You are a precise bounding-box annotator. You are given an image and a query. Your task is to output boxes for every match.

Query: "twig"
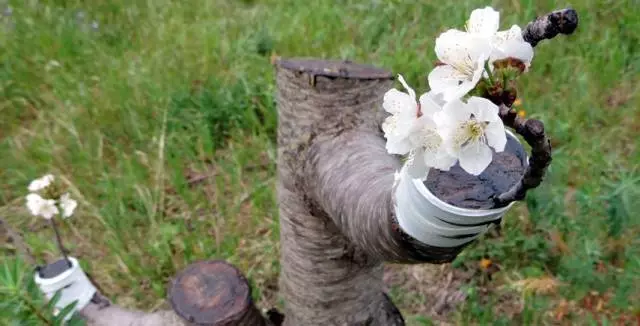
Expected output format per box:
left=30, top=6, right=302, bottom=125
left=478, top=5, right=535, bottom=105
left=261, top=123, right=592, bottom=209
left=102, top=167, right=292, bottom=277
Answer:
left=493, top=105, right=552, bottom=207
left=88, top=291, right=112, bottom=309
left=49, top=218, right=72, bottom=267
left=84, top=269, right=109, bottom=301
left=490, top=8, right=579, bottom=206
left=522, top=8, right=579, bottom=47
left=0, top=217, right=37, bottom=265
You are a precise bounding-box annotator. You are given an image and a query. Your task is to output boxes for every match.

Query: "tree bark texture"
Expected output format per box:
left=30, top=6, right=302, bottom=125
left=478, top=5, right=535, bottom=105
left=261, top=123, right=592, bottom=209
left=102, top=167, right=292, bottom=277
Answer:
left=77, top=260, right=272, bottom=326
left=522, top=8, right=578, bottom=47
left=80, top=294, right=187, bottom=326
left=275, top=59, right=470, bottom=326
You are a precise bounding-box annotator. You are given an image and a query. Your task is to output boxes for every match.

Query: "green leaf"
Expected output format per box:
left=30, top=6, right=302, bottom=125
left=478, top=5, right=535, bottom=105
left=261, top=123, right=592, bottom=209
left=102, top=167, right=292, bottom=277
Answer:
left=1, top=260, right=15, bottom=287
left=46, top=290, right=63, bottom=313
left=58, top=300, right=79, bottom=320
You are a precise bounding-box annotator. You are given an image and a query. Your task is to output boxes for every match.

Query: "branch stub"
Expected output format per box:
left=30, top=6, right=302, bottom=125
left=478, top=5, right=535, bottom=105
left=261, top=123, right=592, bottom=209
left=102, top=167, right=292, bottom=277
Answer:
left=169, top=260, right=252, bottom=326
left=276, top=58, right=393, bottom=80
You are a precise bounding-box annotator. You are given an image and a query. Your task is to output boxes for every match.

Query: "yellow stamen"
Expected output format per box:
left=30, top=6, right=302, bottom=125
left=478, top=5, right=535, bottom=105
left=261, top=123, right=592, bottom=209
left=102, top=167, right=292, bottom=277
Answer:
left=479, top=258, right=492, bottom=269
left=513, top=98, right=522, bottom=106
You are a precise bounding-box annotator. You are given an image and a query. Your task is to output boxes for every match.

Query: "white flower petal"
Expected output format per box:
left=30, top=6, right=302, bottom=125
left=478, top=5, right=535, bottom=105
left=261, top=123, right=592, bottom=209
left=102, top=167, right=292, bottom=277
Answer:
left=383, top=89, right=416, bottom=115
left=428, top=66, right=480, bottom=102
left=441, top=129, right=460, bottom=157
left=441, top=98, right=474, bottom=124
left=467, top=7, right=500, bottom=36
left=407, top=148, right=430, bottom=180
left=40, top=200, right=59, bottom=219
left=492, top=40, right=534, bottom=67
left=493, top=25, right=524, bottom=43
left=418, top=91, right=444, bottom=117
left=491, top=25, right=534, bottom=67
left=60, top=193, right=78, bottom=218
left=382, top=115, right=412, bottom=139
left=386, top=138, right=414, bottom=155
left=28, top=174, right=54, bottom=191
left=382, top=114, right=415, bottom=154
left=428, top=65, right=466, bottom=94
left=435, top=30, right=492, bottom=67
left=459, top=141, right=493, bottom=175
left=397, top=74, right=416, bottom=100
left=471, top=54, right=488, bottom=82
left=429, top=57, right=489, bottom=102
left=424, top=147, right=458, bottom=171
left=431, top=30, right=491, bottom=101
left=449, top=80, right=479, bottom=102
left=467, top=96, right=499, bottom=122
left=26, top=193, right=45, bottom=216
left=410, top=114, right=438, bottom=132
left=409, top=115, right=440, bottom=145
left=26, top=193, right=59, bottom=219
left=485, top=120, right=507, bottom=152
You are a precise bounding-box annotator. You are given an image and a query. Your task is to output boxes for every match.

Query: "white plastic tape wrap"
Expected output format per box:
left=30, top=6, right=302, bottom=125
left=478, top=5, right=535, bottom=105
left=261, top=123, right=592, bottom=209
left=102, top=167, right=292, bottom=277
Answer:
left=393, top=165, right=515, bottom=248
left=34, top=257, right=97, bottom=321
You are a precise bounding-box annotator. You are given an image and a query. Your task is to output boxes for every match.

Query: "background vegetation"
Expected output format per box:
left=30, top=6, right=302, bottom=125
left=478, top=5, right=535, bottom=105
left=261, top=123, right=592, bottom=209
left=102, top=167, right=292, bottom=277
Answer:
left=1, top=0, right=638, bottom=324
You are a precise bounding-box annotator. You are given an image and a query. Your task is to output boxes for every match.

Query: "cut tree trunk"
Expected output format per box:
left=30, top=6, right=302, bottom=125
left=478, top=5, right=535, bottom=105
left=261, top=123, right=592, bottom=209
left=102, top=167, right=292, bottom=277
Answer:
left=77, top=260, right=273, bottom=326
left=275, top=59, right=471, bottom=326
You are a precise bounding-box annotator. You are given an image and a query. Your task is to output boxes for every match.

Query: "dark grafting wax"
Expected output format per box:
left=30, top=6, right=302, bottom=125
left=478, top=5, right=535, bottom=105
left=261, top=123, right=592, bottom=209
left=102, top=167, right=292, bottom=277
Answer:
left=424, top=135, right=527, bottom=209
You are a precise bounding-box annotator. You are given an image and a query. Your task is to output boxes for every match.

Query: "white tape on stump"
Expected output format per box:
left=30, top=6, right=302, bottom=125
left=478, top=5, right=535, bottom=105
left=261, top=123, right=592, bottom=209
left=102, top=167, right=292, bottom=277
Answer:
left=34, top=256, right=96, bottom=321
left=394, top=165, right=513, bottom=248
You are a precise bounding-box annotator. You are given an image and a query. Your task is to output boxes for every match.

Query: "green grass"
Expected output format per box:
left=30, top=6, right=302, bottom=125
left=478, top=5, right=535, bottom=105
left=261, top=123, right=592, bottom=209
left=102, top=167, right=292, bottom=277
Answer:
left=1, top=0, right=638, bottom=324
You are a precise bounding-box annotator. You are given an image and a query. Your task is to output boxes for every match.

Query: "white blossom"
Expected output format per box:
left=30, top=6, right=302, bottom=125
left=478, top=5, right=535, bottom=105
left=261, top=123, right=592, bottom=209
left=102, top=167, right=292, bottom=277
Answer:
left=466, top=7, right=534, bottom=68
left=28, top=174, right=55, bottom=192
left=381, top=75, right=421, bottom=154
left=437, top=97, right=507, bottom=175
left=428, top=30, right=491, bottom=102
left=404, top=93, right=457, bottom=179
left=465, top=7, right=501, bottom=37
left=26, top=193, right=59, bottom=220
left=59, top=193, right=78, bottom=218
left=491, top=25, right=534, bottom=70
left=428, top=7, right=534, bottom=102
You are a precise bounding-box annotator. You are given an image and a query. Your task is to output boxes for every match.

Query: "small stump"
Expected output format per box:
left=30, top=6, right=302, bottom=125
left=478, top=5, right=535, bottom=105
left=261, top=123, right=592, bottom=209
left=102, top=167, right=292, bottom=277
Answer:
left=169, top=260, right=271, bottom=326
left=425, top=133, right=527, bottom=209
left=36, top=257, right=73, bottom=278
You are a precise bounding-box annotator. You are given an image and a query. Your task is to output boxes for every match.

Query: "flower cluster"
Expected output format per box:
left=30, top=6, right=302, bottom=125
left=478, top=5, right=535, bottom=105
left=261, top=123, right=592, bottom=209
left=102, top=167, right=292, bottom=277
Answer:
left=26, top=174, right=77, bottom=220
left=382, top=6, right=533, bottom=178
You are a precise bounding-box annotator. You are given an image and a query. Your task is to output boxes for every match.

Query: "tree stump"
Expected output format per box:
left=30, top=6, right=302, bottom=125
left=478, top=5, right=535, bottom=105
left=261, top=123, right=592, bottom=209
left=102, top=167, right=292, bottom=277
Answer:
left=169, top=260, right=272, bottom=326
left=76, top=260, right=273, bottom=326
left=275, top=58, right=471, bottom=326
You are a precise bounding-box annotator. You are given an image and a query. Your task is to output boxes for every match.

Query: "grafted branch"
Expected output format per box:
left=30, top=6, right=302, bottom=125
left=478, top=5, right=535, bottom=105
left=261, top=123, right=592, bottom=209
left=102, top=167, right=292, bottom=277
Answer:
left=522, top=8, right=579, bottom=47
left=490, top=8, right=579, bottom=206
left=493, top=105, right=552, bottom=207
left=305, top=130, right=467, bottom=263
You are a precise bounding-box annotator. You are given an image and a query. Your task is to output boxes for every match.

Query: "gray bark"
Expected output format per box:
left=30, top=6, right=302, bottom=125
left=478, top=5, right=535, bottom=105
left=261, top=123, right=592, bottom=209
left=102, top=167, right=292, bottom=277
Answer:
left=493, top=106, right=552, bottom=207
left=275, top=59, right=469, bottom=326
left=80, top=294, right=186, bottom=326
left=522, top=8, right=578, bottom=47
left=76, top=260, right=273, bottom=326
